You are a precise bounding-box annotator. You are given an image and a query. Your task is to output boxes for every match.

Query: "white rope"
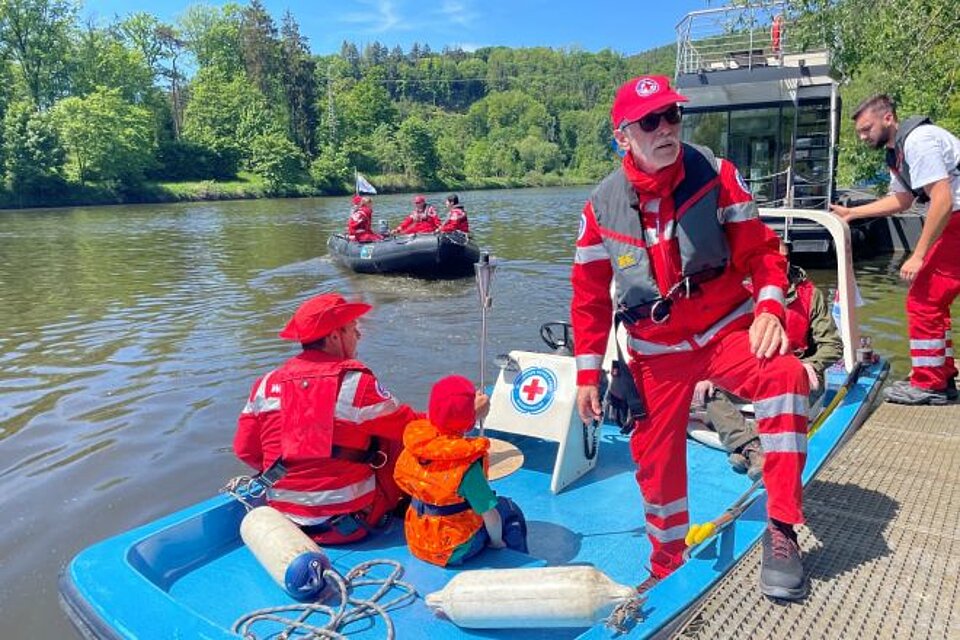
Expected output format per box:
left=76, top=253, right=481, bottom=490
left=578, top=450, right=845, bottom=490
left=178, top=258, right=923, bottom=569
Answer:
left=233, top=559, right=418, bottom=640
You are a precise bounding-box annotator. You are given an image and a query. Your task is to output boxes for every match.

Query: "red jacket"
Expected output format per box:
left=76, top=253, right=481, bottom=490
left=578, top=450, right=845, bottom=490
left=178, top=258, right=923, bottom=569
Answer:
left=440, top=205, right=469, bottom=233
left=396, top=208, right=440, bottom=235
left=234, top=350, right=418, bottom=524
left=347, top=205, right=382, bottom=242
left=571, top=149, right=787, bottom=385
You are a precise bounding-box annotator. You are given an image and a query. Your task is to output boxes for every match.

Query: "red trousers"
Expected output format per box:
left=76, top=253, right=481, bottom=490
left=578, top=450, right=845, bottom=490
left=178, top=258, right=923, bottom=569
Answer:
left=628, top=329, right=809, bottom=578
left=907, top=213, right=960, bottom=390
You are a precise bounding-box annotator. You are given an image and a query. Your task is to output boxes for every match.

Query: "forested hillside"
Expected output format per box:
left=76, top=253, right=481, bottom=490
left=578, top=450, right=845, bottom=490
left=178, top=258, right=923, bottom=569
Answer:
left=0, top=0, right=956, bottom=208
left=0, top=0, right=674, bottom=207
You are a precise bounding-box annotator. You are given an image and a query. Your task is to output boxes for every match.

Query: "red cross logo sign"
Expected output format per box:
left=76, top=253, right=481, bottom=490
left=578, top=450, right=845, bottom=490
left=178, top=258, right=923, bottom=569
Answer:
left=511, top=367, right=557, bottom=415
left=636, top=77, right=660, bottom=97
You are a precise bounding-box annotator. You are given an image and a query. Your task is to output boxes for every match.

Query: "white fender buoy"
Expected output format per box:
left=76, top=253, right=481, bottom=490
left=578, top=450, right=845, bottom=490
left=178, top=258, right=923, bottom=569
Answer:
left=425, top=565, right=636, bottom=628
left=239, top=506, right=332, bottom=601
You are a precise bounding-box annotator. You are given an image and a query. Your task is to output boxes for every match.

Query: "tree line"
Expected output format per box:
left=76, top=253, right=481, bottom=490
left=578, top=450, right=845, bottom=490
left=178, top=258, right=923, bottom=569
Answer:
left=0, top=0, right=674, bottom=206
left=0, top=0, right=956, bottom=208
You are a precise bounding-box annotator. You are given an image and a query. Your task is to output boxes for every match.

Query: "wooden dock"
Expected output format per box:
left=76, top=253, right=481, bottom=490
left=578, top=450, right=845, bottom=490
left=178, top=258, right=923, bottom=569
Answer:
left=670, top=402, right=960, bottom=639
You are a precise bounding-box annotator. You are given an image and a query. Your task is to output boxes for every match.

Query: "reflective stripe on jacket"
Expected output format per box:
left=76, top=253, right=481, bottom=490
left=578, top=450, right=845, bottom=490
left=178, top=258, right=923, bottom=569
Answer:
left=234, top=351, right=415, bottom=525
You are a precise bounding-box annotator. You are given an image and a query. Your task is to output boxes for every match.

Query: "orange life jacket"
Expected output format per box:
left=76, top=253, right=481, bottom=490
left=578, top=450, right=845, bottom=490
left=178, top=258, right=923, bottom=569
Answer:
left=393, top=419, right=490, bottom=566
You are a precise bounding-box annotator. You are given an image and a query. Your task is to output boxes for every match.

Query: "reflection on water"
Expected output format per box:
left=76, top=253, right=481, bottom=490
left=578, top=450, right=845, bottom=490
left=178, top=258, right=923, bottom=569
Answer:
left=0, top=189, right=938, bottom=635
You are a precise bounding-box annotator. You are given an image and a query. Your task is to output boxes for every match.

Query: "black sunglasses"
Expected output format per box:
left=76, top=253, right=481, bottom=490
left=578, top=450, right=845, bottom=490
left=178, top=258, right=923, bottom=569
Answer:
left=624, top=105, right=683, bottom=133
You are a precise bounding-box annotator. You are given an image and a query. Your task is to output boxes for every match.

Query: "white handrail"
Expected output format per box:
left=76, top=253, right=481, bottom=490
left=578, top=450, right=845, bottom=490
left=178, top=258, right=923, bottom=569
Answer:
left=760, top=207, right=859, bottom=371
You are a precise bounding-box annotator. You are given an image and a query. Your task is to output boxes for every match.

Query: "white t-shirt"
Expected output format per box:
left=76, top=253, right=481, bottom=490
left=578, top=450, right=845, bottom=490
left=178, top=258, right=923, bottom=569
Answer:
left=890, top=124, right=960, bottom=210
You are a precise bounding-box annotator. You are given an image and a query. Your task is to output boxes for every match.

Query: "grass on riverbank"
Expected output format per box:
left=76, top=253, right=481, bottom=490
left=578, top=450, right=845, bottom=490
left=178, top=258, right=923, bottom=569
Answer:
left=0, top=170, right=598, bottom=210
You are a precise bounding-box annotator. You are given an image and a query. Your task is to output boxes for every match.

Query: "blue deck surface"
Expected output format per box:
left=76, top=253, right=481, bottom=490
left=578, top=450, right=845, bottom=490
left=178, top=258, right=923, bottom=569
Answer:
left=60, top=360, right=887, bottom=640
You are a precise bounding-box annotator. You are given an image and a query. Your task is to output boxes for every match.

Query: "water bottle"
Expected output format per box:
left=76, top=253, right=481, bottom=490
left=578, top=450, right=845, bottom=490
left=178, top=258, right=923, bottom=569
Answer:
left=378, top=219, right=388, bottom=235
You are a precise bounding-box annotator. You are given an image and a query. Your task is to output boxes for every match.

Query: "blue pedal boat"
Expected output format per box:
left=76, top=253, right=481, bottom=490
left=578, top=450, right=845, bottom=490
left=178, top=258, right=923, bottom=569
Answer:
left=60, top=210, right=886, bottom=639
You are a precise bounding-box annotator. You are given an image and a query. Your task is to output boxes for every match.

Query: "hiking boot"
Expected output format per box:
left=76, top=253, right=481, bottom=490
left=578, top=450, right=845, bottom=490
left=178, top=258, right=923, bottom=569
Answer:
left=760, top=520, right=807, bottom=600
left=884, top=380, right=948, bottom=406
left=728, top=440, right=764, bottom=482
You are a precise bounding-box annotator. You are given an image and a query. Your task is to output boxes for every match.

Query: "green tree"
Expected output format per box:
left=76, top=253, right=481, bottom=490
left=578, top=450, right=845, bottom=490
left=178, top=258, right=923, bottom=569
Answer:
left=3, top=99, right=64, bottom=192
left=396, top=116, right=438, bottom=181
left=279, top=10, right=317, bottom=157
left=249, top=130, right=305, bottom=193
left=51, top=86, right=155, bottom=185
left=789, top=0, right=960, bottom=182
left=0, top=0, right=75, bottom=108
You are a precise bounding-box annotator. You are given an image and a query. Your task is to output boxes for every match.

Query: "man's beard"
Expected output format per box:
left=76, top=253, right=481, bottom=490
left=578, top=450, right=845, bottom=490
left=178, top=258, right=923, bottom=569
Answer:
left=871, top=126, right=892, bottom=149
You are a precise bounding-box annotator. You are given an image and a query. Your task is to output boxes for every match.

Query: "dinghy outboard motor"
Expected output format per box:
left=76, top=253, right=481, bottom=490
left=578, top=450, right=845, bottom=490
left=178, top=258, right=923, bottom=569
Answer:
left=240, top=506, right=334, bottom=602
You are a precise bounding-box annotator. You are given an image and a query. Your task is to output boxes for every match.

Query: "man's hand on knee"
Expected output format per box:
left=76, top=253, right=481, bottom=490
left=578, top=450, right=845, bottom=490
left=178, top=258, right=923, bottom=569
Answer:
left=749, top=312, right=789, bottom=359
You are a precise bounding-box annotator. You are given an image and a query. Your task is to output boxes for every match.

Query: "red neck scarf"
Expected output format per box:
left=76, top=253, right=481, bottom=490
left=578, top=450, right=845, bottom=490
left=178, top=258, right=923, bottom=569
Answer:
left=622, top=147, right=685, bottom=199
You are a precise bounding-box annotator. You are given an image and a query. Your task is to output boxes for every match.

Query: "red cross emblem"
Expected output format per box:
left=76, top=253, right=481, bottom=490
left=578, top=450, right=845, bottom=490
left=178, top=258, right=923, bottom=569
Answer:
left=522, top=377, right=546, bottom=402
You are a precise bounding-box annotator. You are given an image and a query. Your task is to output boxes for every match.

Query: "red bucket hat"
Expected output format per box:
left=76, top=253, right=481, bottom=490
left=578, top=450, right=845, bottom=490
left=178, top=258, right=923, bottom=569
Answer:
left=610, top=75, right=689, bottom=129
left=413, top=195, right=426, bottom=205
left=351, top=195, right=363, bottom=205
left=429, top=375, right=477, bottom=435
left=279, top=293, right=372, bottom=344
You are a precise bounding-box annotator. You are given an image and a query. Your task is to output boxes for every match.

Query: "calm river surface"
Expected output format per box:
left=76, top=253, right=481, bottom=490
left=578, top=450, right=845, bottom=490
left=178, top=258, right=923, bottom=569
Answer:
left=0, top=188, right=936, bottom=637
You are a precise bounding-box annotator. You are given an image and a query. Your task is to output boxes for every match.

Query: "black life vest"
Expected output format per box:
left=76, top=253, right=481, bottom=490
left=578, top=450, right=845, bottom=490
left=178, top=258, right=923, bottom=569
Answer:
left=886, top=115, right=933, bottom=204
left=589, top=143, right=729, bottom=314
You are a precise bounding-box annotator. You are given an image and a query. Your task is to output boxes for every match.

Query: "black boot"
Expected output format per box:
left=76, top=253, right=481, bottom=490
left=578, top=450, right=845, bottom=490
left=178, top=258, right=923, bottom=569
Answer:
left=760, top=519, right=807, bottom=600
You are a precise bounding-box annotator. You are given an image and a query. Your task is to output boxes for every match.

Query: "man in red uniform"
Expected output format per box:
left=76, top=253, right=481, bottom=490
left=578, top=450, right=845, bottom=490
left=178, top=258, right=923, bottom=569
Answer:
left=572, top=75, right=809, bottom=599
left=234, top=292, right=418, bottom=544
left=394, top=195, right=440, bottom=235
left=831, top=94, right=960, bottom=405
left=347, top=195, right=383, bottom=242
left=439, top=193, right=470, bottom=234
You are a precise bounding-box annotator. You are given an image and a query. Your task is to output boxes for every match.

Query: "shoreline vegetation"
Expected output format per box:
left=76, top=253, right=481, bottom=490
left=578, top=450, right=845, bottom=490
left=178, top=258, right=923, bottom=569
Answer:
left=0, top=170, right=596, bottom=211
left=0, top=1, right=955, bottom=212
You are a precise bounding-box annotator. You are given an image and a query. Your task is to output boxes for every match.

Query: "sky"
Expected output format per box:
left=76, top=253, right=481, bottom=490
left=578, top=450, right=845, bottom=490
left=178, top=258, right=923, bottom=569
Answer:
left=80, top=0, right=714, bottom=57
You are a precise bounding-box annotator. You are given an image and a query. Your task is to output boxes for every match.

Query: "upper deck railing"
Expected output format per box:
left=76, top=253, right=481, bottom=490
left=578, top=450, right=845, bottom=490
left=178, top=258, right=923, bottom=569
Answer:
left=675, top=3, right=821, bottom=76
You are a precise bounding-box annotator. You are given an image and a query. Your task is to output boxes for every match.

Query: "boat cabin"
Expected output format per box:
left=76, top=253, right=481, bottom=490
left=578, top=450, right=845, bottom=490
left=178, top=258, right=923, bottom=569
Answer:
left=673, top=3, right=922, bottom=259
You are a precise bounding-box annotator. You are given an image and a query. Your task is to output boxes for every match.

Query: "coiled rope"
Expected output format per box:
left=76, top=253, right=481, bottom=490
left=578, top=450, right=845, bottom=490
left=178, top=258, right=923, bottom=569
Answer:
left=232, top=559, right=417, bottom=640
left=221, top=476, right=418, bottom=639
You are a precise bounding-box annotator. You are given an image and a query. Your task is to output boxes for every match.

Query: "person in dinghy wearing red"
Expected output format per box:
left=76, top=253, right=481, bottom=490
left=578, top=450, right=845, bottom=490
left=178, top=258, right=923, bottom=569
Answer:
left=394, top=195, right=440, bottom=235
left=571, top=75, right=810, bottom=600
left=347, top=195, right=383, bottom=242
left=234, top=293, right=418, bottom=544
left=393, top=375, right=528, bottom=567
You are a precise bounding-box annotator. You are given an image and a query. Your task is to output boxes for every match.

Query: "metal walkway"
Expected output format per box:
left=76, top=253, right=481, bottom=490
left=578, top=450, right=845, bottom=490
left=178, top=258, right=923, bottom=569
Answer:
left=671, top=402, right=960, bottom=639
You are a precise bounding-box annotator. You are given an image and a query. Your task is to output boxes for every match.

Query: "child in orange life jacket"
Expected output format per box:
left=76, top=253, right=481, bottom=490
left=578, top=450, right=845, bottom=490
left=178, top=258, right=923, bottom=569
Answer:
left=393, top=375, right=528, bottom=567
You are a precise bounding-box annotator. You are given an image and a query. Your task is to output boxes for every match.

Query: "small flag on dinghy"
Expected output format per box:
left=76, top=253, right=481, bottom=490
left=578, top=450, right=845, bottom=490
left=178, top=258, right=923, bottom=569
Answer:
left=355, top=172, right=377, bottom=194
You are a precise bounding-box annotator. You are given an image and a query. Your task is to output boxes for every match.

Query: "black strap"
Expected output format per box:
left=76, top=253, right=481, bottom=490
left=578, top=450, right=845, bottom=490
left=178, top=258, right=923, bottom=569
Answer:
left=616, top=266, right=726, bottom=325
left=410, top=497, right=472, bottom=517
left=330, top=443, right=378, bottom=464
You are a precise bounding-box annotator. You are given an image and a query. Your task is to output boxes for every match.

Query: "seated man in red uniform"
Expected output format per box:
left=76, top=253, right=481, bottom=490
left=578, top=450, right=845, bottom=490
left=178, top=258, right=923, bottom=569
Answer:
left=234, top=292, right=418, bottom=544
left=572, top=75, right=809, bottom=600
left=394, top=195, right=440, bottom=235
left=439, top=193, right=470, bottom=234
left=347, top=195, right=383, bottom=243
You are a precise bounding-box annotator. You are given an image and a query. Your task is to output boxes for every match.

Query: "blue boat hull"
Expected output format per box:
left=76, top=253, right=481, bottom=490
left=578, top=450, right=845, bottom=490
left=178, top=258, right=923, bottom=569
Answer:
left=59, top=360, right=888, bottom=639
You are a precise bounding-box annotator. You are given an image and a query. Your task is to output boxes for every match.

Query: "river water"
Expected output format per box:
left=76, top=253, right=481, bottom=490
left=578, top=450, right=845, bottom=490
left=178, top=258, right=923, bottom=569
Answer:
left=0, top=188, right=931, bottom=637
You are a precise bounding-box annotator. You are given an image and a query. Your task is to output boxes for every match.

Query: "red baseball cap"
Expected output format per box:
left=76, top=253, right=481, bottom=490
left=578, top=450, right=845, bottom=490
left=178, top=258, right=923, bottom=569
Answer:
left=413, top=195, right=426, bottom=204
left=351, top=195, right=363, bottom=205
left=610, top=75, right=688, bottom=129
left=429, top=375, right=477, bottom=434
left=279, top=293, right=372, bottom=344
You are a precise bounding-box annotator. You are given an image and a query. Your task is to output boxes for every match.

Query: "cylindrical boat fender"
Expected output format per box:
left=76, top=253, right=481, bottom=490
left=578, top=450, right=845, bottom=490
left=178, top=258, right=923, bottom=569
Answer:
left=239, top=506, right=333, bottom=601
left=425, top=565, right=636, bottom=629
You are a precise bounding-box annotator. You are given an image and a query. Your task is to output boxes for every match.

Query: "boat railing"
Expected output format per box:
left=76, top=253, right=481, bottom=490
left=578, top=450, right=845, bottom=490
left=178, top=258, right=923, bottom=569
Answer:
left=760, top=208, right=859, bottom=371
left=675, top=2, right=823, bottom=76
